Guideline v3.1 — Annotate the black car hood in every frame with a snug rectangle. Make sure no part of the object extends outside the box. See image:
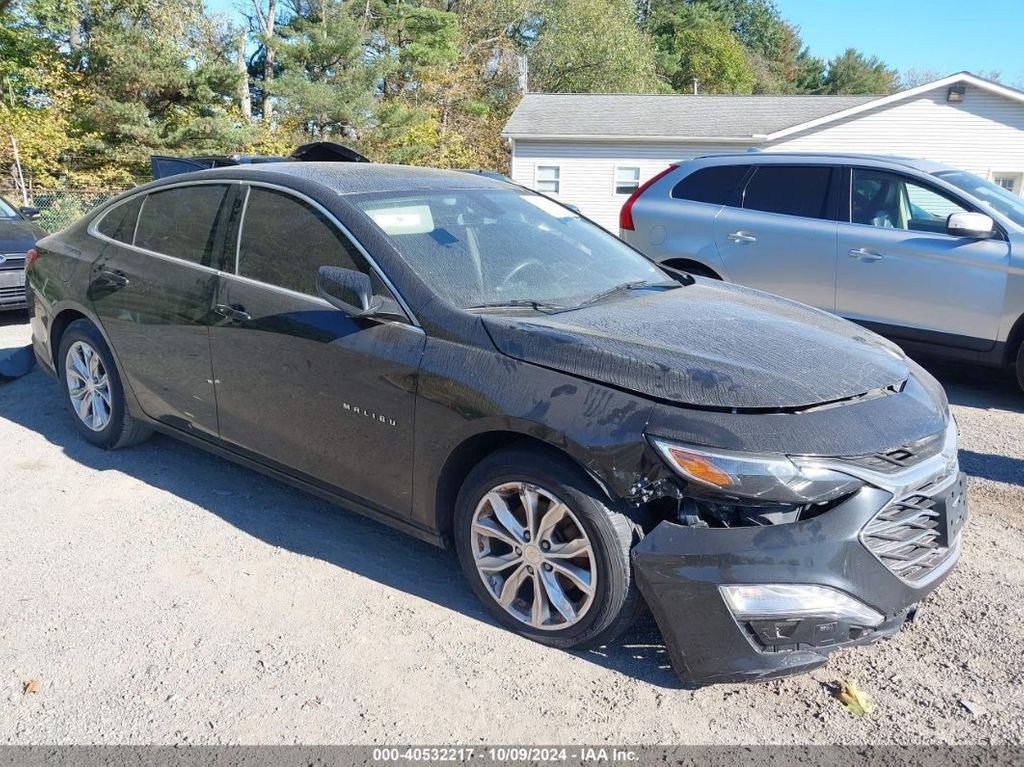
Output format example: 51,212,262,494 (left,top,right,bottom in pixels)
481,281,910,410
0,219,44,252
